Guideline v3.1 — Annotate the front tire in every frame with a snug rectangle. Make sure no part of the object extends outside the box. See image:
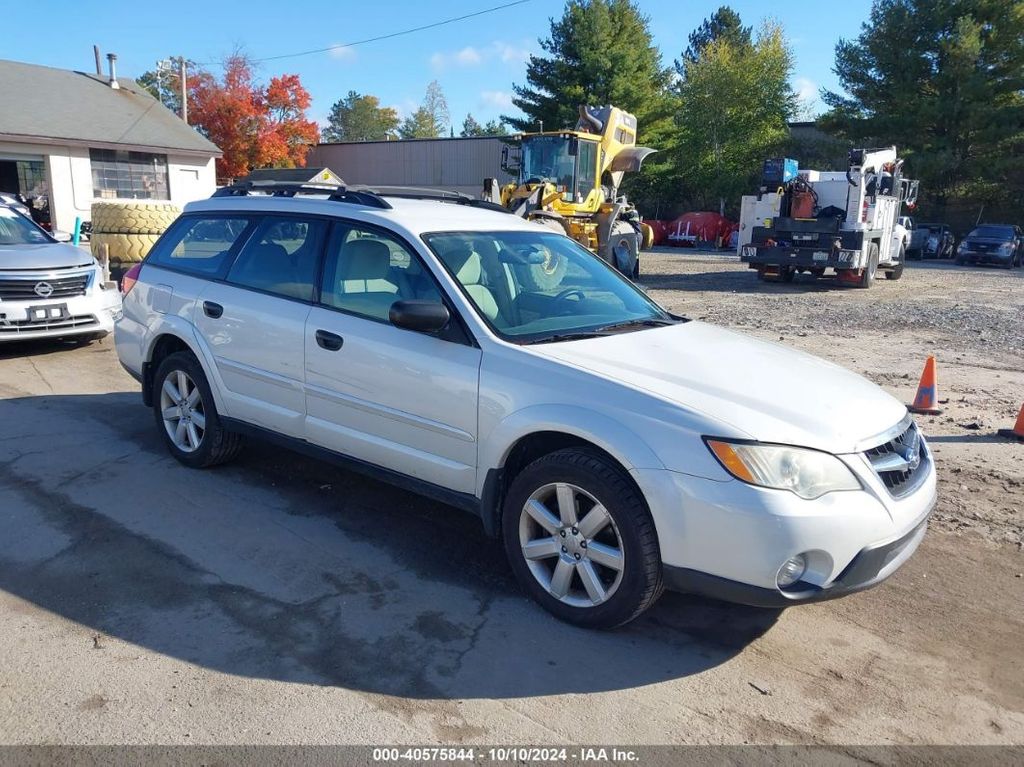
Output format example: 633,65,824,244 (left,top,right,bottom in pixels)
502,448,663,629
153,351,243,468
